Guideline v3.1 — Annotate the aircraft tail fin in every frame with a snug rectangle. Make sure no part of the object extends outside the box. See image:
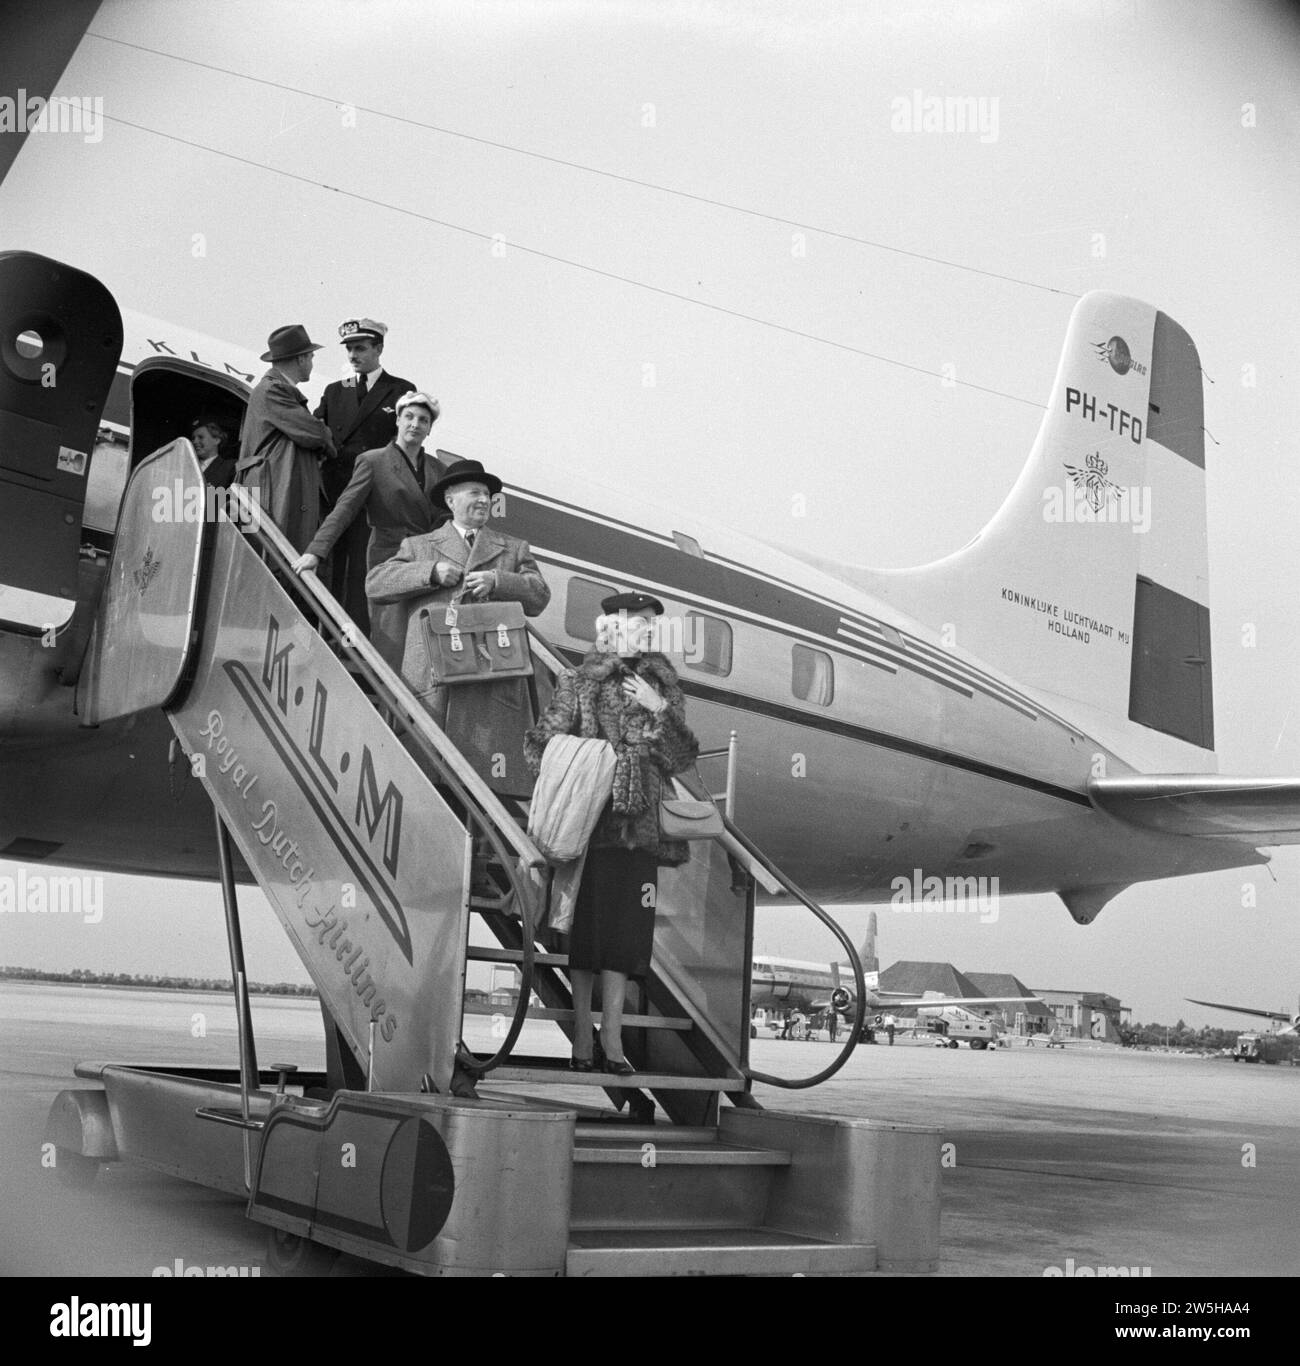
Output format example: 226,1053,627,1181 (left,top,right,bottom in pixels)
869,292,1214,767
860,909,879,976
